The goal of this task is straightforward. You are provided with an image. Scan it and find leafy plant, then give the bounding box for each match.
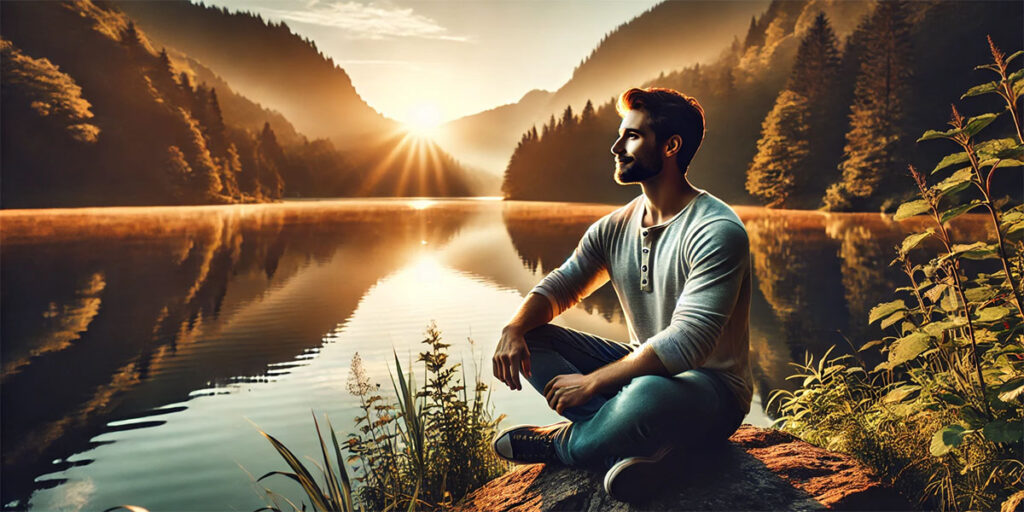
[344,322,509,511]
[258,322,508,512]
[771,38,1024,512]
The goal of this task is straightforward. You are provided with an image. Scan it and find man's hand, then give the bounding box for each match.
[543,373,597,415]
[493,326,532,391]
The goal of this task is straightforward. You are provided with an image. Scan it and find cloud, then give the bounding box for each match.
[263,1,469,41]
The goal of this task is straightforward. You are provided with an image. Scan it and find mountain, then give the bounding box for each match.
[433,89,553,175]
[434,0,771,175]
[116,0,494,197]
[117,0,390,144]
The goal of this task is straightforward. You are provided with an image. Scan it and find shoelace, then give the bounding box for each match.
[509,430,555,460]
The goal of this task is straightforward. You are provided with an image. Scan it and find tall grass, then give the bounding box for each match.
[256,322,508,511]
[770,38,1024,512]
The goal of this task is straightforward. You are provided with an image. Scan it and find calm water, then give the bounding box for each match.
[0,199,991,511]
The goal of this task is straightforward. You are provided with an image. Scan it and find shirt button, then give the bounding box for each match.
[642,231,648,236]
[642,279,647,285]
[643,248,649,254]
[642,265,647,271]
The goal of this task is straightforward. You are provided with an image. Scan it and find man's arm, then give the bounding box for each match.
[493,292,553,391]
[543,344,668,414]
[494,219,611,391]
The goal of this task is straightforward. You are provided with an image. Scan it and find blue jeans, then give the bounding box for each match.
[523,324,744,470]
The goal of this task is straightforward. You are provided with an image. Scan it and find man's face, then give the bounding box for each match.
[610,109,662,185]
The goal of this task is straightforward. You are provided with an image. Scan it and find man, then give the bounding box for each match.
[491,87,752,502]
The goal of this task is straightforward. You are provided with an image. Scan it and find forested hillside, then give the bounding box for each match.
[1,1,483,208]
[502,0,1023,209]
[1,1,279,207]
[116,0,389,143]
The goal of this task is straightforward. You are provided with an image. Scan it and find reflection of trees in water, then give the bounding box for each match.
[745,213,852,417]
[0,204,468,507]
[502,203,624,323]
[823,215,905,343]
[746,213,848,358]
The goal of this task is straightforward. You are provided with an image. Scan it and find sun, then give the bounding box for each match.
[404,103,443,138]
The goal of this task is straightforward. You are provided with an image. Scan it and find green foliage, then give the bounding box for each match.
[255,414,356,512]
[256,323,507,511]
[772,40,1024,511]
[342,323,508,510]
[745,90,810,208]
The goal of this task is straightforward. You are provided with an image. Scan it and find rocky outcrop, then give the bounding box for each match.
[456,425,912,511]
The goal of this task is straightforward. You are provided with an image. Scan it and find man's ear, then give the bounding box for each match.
[663,134,683,158]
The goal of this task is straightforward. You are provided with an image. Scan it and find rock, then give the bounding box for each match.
[455,425,912,511]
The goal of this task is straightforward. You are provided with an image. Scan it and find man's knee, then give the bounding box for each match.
[522,323,562,349]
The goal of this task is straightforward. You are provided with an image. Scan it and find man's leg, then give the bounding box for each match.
[556,369,742,469]
[520,324,633,423]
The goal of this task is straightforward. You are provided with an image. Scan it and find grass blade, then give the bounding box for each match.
[259,430,332,511]
[312,412,345,510]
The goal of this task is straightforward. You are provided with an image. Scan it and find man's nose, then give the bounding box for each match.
[610,136,624,156]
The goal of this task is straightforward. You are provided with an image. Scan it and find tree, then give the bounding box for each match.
[581,100,596,123]
[746,90,811,207]
[787,13,841,103]
[560,105,575,129]
[257,122,285,198]
[743,16,764,49]
[825,1,913,211]
[120,21,142,48]
[206,88,227,155]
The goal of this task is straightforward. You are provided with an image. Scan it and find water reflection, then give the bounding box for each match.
[2,202,470,509]
[0,201,992,511]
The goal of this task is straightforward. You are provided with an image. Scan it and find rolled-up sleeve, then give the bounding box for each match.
[647,219,750,374]
[530,219,611,317]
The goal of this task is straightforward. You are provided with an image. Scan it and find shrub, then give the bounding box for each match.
[771,38,1024,512]
[256,322,508,511]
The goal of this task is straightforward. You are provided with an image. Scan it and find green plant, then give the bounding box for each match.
[254,413,356,512]
[771,38,1024,512]
[255,323,507,511]
[342,322,508,511]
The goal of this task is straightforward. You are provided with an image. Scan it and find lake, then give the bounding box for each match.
[0,198,991,511]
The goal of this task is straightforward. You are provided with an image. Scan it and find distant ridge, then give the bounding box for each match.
[435,0,768,174]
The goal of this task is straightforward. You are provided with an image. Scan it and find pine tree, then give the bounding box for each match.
[788,13,841,103]
[560,105,574,128]
[120,21,142,48]
[825,1,912,211]
[743,16,764,49]
[257,122,285,198]
[178,71,193,94]
[206,88,227,155]
[152,48,179,99]
[581,100,596,123]
[746,90,811,207]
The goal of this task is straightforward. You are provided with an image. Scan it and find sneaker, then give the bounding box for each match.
[491,422,569,465]
[603,445,673,503]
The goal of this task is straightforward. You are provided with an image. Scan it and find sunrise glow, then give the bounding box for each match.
[403,103,443,138]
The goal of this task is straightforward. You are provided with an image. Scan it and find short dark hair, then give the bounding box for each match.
[616,87,705,170]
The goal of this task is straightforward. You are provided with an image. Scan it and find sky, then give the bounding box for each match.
[205,0,662,126]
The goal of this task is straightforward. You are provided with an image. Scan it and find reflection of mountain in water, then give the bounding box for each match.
[0,203,469,507]
[502,202,625,324]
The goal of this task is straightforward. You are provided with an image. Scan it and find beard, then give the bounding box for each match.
[614,156,661,185]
